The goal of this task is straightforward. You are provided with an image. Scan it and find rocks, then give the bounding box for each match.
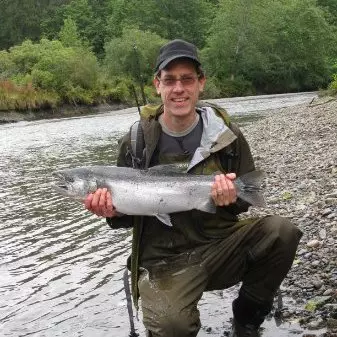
[307,240,321,248]
[238,99,337,334]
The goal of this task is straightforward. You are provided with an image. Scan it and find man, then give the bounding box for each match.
[85,39,302,337]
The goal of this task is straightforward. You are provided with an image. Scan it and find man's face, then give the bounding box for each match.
[154,59,206,119]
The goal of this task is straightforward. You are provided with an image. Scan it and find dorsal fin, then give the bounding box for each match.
[145,163,189,175]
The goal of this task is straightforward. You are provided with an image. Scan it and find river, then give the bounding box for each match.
[0,92,319,337]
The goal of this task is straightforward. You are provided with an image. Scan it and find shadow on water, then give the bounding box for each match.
[0,95,326,337]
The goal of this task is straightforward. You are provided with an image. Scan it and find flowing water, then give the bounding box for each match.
[0,93,323,337]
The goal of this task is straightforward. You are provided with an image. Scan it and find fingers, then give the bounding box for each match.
[84,188,116,217]
[211,173,237,206]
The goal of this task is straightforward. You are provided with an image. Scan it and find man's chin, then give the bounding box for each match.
[169,105,193,116]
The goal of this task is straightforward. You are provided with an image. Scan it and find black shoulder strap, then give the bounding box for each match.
[128,120,145,168]
[219,144,238,173]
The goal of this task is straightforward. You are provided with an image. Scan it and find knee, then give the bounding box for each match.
[262,215,302,249]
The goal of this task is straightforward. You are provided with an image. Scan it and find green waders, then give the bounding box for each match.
[138,215,302,337]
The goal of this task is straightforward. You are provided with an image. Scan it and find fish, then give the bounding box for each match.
[52,164,265,226]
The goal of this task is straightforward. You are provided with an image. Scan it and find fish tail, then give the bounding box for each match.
[235,170,266,207]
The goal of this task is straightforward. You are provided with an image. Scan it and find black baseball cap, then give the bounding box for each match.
[154,39,201,73]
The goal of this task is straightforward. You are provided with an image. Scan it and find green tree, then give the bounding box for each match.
[204,0,337,94]
[103,28,166,84]
[317,0,337,24]
[106,0,215,47]
[58,18,83,48]
[0,0,71,50]
[62,0,110,56]
[0,38,101,104]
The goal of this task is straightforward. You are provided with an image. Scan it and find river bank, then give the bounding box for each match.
[239,98,337,336]
[0,92,319,124]
[0,101,132,124]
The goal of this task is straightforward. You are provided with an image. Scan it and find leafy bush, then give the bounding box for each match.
[204,0,337,94]
[0,38,106,108]
[103,28,166,84]
[0,80,60,111]
[220,77,255,97]
[328,74,337,94]
[200,76,222,99]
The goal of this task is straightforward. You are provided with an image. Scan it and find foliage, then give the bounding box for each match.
[318,0,337,25]
[328,61,337,94]
[0,80,60,111]
[203,0,337,93]
[220,77,255,98]
[200,76,222,99]
[0,0,71,50]
[58,18,84,48]
[103,28,166,84]
[0,38,125,108]
[105,0,214,48]
[0,0,337,109]
[2,39,99,93]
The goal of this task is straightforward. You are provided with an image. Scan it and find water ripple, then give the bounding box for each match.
[0,110,138,336]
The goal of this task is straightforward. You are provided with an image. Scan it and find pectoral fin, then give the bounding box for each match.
[156,214,173,227]
[198,199,217,214]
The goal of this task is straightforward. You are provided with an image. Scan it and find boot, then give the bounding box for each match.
[228,319,259,337]
[229,296,271,337]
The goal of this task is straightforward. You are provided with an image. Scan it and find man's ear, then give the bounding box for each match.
[153,77,161,94]
[198,76,206,92]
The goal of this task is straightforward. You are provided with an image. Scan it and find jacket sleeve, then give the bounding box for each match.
[218,122,256,216]
[106,131,135,229]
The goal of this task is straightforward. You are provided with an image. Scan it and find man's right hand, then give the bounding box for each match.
[84,188,117,218]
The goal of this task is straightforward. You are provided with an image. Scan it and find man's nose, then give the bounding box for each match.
[172,80,185,91]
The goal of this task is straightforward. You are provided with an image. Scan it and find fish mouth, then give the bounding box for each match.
[52,172,70,191]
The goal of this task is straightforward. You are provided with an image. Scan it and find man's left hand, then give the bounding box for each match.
[211,173,237,206]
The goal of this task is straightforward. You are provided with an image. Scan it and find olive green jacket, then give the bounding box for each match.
[107,102,255,307]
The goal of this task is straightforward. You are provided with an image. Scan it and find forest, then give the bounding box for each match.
[0,0,337,111]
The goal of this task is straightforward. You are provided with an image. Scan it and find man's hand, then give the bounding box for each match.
[211,173,237,206]
[84,188,117,217]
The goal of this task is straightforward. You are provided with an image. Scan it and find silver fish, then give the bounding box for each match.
[52,164,265,226]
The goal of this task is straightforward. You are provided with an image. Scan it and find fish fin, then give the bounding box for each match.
[198,199,217,214]
[146,164,188,175]
[237,190,266,207]
[236,170,266,207]
[238,170,265,186]
[156,214,173,226]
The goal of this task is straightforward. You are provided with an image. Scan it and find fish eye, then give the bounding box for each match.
[65,176,74,183]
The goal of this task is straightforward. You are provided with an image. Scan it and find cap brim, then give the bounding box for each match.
[156,55,201,73]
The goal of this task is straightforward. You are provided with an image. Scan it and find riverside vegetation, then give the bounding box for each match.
[0,0,337,115]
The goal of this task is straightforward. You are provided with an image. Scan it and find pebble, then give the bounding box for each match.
[318,229,326,239]
[323,289,335,296]
[322,208,332,216]
[307,318,324,329]
[307,240,320,248]
[327,212,337,219]
[327,318,337,329]
[312,280,323,289]
[298,249,308,256]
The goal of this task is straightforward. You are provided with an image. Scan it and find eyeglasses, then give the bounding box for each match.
[156,75,200,87]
